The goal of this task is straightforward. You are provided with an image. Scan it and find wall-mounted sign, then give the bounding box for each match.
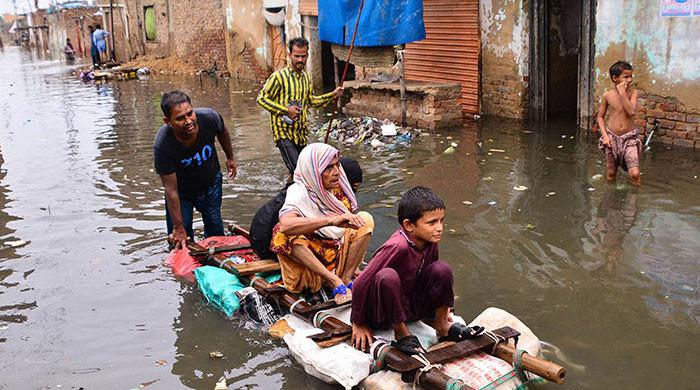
[661,0,692,16]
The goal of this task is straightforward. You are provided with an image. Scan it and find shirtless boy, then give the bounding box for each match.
[596,61,641,186]
[350,187,482,355]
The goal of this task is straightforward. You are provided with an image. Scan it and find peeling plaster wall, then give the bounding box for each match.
[224,0,271,81]
[480,0,530,118]
[594,0,700,111]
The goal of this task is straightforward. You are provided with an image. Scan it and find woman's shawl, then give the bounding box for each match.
[280,143,358,240]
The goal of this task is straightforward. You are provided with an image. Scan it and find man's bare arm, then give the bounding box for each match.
[160,173,188,248]
[216,123,237,178]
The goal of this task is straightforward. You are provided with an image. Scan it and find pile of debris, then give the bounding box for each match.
[316,116,420,148]
[122,55,199,76]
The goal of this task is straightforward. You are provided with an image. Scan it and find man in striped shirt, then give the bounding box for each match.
[257,37,343,175]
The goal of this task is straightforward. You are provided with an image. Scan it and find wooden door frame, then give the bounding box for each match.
[577,0,597,129]
[528,0,596,125]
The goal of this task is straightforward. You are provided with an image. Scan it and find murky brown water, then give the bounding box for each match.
[1,47,698,389]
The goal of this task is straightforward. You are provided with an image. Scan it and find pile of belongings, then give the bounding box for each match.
[316,117,419,148]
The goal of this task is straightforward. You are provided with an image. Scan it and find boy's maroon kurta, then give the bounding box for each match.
[350,228,454,328]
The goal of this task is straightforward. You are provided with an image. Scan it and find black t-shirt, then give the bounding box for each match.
[153,108,225,197]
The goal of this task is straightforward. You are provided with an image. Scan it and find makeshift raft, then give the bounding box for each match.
[167,227,566,390]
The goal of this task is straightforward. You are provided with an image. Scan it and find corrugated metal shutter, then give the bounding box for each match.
[404,0,480,114]
[299,0,318,16]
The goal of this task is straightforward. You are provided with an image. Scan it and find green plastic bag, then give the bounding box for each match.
[194,266,281,317]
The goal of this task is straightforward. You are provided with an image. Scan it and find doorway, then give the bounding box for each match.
[529,0,595,126]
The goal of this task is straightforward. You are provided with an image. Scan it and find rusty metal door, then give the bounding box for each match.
[404,0,480,114]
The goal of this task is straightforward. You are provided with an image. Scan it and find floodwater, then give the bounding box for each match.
[0,46,698,390]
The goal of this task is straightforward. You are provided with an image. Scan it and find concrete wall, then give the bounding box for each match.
[594,0,700,148]
[480,0,530,119]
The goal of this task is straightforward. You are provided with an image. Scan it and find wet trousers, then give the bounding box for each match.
[362,260,455,329]
[165,172,224,239]
[276,139,304,175]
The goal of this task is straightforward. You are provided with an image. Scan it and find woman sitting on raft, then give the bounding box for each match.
[270,143,374,304]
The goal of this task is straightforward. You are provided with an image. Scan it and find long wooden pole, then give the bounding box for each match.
[493,344,566,384]
[323,0,366,144]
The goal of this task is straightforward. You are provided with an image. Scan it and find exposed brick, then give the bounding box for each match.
[673,138,695,148]
[686,114,700,123]
[658,136,674,144]
[670,130,688,139]
[665,112,687,121]
[647,110,666,119]
[634,119,647,127]
[658,119,676,129]
[676,123,697,132]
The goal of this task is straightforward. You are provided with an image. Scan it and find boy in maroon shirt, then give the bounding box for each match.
[350,186,482,354]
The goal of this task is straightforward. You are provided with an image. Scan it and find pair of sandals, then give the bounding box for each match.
[391,323,485,356]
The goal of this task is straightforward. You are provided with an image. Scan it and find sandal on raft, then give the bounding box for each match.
[438,323,485,342]
[391,335,426,356]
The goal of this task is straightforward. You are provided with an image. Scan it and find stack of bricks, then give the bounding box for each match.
[635,91,700,149]
[343,80,463,130]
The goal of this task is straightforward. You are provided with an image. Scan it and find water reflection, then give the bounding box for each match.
[586,189,638,272]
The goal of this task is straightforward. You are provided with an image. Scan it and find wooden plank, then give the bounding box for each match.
[231,259,280,276]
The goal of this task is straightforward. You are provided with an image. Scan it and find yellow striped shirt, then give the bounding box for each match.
[256,66,336,146]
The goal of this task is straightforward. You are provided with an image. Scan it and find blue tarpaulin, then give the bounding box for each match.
[318,0,425,47]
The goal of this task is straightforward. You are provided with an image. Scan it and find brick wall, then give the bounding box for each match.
[481,60,528,118]
[123,0,171,59]
[171,0,227,71]
[344,80,463,130]
[480,0,530,119]
[636,92,700,149]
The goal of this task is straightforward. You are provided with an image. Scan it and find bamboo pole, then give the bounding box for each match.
[323,0,366,144]
[493,344,566,384]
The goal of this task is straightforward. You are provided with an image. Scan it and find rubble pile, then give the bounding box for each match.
[316,116,420,148]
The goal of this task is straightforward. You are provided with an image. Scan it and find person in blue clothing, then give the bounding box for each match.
[153,91,238,249]
[88,25,99,67]
[92,24,109,64]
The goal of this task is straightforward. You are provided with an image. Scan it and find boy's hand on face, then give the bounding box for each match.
[616,81,628,94]
[351,323,374,352]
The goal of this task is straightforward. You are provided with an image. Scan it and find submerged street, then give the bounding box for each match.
[0,47,698,389]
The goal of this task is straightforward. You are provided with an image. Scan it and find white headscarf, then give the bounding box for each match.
[280,143,358,240]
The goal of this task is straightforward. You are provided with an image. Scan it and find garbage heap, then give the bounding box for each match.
[315,116,420,148]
